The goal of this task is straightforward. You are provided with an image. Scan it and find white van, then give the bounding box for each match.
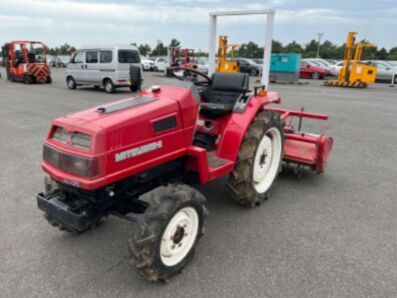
[66,45,141,93]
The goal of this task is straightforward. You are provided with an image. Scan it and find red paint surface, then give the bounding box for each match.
[42,86,333,190]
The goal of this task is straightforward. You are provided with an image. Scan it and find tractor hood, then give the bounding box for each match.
[55,84,199,130]
[48,84,200,153]
[43,84,200,189]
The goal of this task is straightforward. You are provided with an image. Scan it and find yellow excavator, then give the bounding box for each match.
[325,32,377,88]
[216,35,240,73]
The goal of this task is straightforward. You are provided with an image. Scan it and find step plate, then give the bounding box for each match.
[207,154,227,168]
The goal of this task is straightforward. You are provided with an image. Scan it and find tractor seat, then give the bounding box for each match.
[200,72,249,118]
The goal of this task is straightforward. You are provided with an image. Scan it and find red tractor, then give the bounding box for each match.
[36,67,333,282]
[2,40,51,84]
[165,47,197,76]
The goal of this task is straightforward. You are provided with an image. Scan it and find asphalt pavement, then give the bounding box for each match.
[0,68,396,298]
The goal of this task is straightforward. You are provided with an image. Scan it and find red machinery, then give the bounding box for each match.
[36,67,332,282]
[2,40,51,84]
[165,47,197,76]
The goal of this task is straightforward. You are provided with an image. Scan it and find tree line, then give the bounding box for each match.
[45,40,397,60]
[136,39,397,60]
[45,43,76,56]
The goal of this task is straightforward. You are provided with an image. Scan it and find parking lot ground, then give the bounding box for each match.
[0,68,396,298]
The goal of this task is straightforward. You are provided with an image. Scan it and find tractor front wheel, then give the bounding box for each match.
[128,185,208,283]
[228,111,284,207]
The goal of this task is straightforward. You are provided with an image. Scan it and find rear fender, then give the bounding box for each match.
[216,95,276,161]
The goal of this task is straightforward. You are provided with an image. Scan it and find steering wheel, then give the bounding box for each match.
[169,66,212,87]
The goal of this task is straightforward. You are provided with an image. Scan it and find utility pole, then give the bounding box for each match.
[316,32,324,58]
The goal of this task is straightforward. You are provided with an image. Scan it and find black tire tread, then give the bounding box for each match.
[104,79,115,93]
[67,77,76,89]
[24,75,33,84]
[227,111,284,207]
[128,184,208,283]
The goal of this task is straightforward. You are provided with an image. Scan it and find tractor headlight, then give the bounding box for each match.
[43,144,99,178]
[70,158,87,174]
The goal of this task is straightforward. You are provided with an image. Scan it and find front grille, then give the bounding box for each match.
[43,144,98,178]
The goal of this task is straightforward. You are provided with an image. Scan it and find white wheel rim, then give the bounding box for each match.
[253,127,282,194]
[68,79,74,88]
[160,207,199,267]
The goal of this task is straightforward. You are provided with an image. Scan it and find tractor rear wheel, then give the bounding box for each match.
[128,184,208,283]
[228,111,284,207]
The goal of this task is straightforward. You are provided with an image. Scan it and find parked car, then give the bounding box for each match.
[153,57,167,72]
[308,58,334,73]
[58,55,71,67]
[303,59,333,73]
[325,59,338,65]
[49,56,67,68]
[198,57,209,64]
[252,58,263,65]
[66,45,141,93]
[388,61,397,67]
[141,56,155,71]
[230,58,262,76]
[364,60,397,83]
[196,57,209,74]
[300,60,330,79]
[330,61,344,76]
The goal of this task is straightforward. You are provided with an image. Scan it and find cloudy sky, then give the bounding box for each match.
[0,0,395,50]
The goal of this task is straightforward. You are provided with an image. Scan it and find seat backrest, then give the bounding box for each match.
[204,72,249,105]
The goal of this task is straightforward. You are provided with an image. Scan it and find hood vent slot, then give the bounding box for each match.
[153,116,177,133]
[96,96,157,114]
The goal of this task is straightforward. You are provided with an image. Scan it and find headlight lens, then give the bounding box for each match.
[43,144,98,178]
